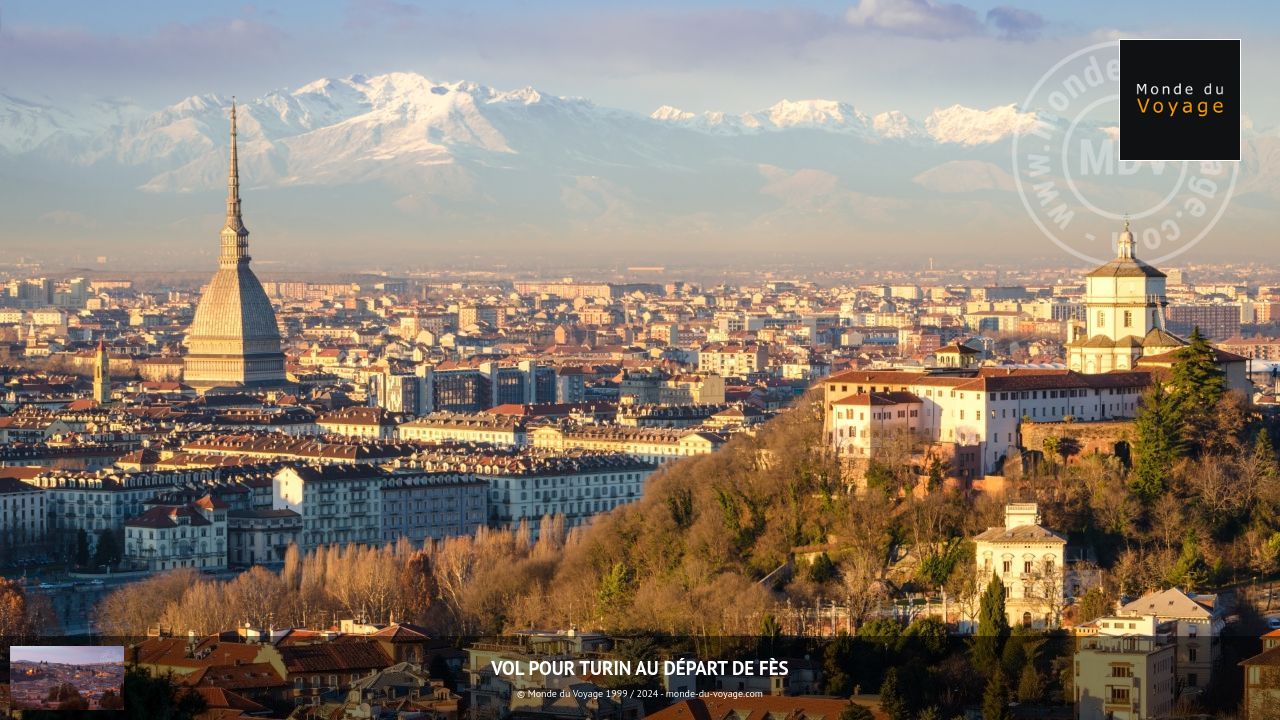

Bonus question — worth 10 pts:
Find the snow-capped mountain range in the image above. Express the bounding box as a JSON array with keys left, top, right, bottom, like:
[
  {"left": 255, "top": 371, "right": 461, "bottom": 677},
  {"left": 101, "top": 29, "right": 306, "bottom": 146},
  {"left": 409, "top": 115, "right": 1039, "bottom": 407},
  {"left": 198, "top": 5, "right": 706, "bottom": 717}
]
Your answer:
[
  {"left": 1, "top": 71, "right": 1274, "bottom": 264},
  {"left": 0, "top": 71, "right": 1046, "bottom": 191}
]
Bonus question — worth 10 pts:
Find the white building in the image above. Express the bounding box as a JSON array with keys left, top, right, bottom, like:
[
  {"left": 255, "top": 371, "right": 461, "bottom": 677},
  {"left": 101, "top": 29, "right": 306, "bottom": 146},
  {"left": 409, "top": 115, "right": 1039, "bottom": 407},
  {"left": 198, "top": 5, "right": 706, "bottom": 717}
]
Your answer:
[
  {"left": 1074, "top": 614, "right": 1176, "bottom": 720},
  {"left": 0, "top": 477, "right": 46, "bottom": 549},
  {"left": 698, "top": 342, "right": 767, "bottom": 378},
  {"left": 227, "top": 508, "right": 302, "bottom": 566},
  {"left": 973, "top": 503, "right": 1067, "bottom": 629},
  {"left": 398, "top": 413, "right": 528, "bottom": 447},
  {"left": 824, "top": 368, "right": 1148, "bottom": 478},
  {"left": 273, "top": 464, "right": 384, "bottom": 551},
  {"left": 380, "top": 471, "right": 488, "bottom": 544},
  {"left": 480, "top": 454, "right": 655, "bottom": 537},
  {"left": 1120, "top": 588, "right": 1224, "bottom": 693},
  {"left": 124, "top": 495, "right": 228, "bottom": 572},
  {"left": 316, "top": 407, "right": 400, "bottom": 440},
  {"left": 529, "top": 425, "right": 725, "bottom": 465}
]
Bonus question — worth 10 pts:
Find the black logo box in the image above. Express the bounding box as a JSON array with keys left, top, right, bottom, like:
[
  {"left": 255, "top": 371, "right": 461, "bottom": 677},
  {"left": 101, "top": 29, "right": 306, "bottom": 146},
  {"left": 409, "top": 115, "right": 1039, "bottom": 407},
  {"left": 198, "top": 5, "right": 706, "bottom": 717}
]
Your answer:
[{"left": 1119, "top": 38, "right": 1240, "bottom": 161}]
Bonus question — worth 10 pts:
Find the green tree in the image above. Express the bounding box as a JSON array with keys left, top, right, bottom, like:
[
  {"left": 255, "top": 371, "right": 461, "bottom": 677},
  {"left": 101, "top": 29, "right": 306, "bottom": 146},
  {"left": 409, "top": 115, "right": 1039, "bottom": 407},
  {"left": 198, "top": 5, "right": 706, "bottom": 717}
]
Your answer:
[
  {"left": 1168, "top": 327, "right": 1227, "bottom": 454},
  {"left": 808, "top": 552, "right": 837, "bottom": 584},
  {"left": 839, "top": 705, "right": 875, "bottom": 720},
  {"left": 596, "top": 562, "right": 634, "bottom": 614},
  {"left": 73, "top": 528, "right": 90, "bottom": 567},
  {"left": 1017, "top": 664, "right": 1043, "bottom": 703},
  {"left": 903, "top": 616, "right": 948, "bottom": 660},
  {"left": 1042, "top": 436, "right": 1060, "bottom": 470},
  {"left": 1166, "top": 532, "right": 1209, "bottom": 591},
  {"left": 1131, "top": 381, "right": 1185, "bottom": 503},
  {"left": 823, "top": 634, "right": 855, "bottom": 696},
  {"left": 94, "top": 530, "right": 120, "bottom": 567},
  {"left": 982, "top": 670, "right": 1011, "bottom": 720},
  {"left": 974, "top": 572, "right": 1010, "bottom": 671},
  {"left": 879, "top": 668, "right": 910, "bottom": 720},
  {"left": 1074, "top": 586, "right": 1115, "bottom": 625},
  {"left": 1169, "top": 327, "right": 1227, "bottom": 412}
]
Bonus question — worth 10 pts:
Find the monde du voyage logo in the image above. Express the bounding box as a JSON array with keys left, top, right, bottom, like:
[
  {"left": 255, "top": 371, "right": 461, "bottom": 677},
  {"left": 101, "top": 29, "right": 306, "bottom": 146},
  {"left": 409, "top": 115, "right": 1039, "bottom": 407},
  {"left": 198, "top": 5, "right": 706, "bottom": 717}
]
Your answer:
[{"left": 1120, "top": 39, "right": 1241, "bottom": 161}]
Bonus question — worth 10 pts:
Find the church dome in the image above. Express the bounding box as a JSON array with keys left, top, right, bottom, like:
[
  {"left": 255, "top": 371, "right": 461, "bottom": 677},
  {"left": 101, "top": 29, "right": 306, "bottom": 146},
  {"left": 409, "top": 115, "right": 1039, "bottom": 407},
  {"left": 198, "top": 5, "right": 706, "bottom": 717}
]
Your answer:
[
  {"left": 1086, "top": 221, "right": 1166, "bottom": 278},
  {"left": 187, "top": 264, "right": 281, "bottom": 351}
]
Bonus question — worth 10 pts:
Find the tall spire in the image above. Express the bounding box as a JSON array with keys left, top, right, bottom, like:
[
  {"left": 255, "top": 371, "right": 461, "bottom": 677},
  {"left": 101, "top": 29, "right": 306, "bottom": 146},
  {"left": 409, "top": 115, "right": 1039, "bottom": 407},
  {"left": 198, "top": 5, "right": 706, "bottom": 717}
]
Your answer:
[{"left": 219, "top": 97, "right": 250, "bottom": 268}]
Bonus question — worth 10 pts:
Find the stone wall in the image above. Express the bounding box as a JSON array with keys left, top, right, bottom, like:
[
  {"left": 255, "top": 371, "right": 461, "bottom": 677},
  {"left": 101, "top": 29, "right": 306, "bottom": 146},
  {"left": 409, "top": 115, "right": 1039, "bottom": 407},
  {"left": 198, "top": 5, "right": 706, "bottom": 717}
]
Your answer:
[{"left": 1019, "top": 419, "right": 1135, "bottom": 467}]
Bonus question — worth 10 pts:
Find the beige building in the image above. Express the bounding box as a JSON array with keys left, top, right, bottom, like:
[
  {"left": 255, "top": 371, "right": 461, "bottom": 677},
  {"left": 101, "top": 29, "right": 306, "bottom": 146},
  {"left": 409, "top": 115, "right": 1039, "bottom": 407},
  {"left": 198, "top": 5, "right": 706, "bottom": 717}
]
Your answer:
[
  {"left": 124, "top": 495, "right": 229, "bottom": 572},
  {"left": 1240, "top": 629, "right": 1280, "bottom": 720},
  {"left": 1074, "top": 613, "right": 1177, "bottom": 720},
  {"left": 398, "top": 413, "right": 528, "bottom": 446},
  {"left": 529, "top": 425, "right": 725, "bottom": 465},
  {"left": 973, "top": 503, "right": 1066, "bottom": 629},
  {"left": 0, "top": 477, "right": 46, "bottom": 549},
  {"left": 698, "top": 342, "right": 767, "bottom": 378},
  {"left": 1120, "top": 587, "right": 1224, "bottom": 693},
  {"left": 1066, "top": 222, "right": 1183, "bottom": 374}
]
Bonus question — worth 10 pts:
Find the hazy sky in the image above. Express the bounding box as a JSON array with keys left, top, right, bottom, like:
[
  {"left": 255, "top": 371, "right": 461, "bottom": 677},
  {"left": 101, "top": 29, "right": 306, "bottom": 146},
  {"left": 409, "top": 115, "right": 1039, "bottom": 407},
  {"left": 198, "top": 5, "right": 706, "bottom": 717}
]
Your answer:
[
  {"left": 10, "top": 645, "right": 123, "bottom": 665},
  {"left": 3, "top": 0, "right": 1278, "bottom": 121},
  {"left": 2, "top": 0, "right": 1278, "bottom": 269}
]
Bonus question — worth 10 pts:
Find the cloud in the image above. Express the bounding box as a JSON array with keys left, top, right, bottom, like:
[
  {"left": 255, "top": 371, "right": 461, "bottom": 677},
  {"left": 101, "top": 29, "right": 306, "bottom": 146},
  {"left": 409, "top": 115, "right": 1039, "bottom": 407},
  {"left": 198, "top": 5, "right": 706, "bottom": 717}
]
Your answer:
[
  {"left": 845, "top": 0, "right": 983, "bottom": 40},
  {"left": 985, "top": 6, "right": 1044, "bottom": 41}
]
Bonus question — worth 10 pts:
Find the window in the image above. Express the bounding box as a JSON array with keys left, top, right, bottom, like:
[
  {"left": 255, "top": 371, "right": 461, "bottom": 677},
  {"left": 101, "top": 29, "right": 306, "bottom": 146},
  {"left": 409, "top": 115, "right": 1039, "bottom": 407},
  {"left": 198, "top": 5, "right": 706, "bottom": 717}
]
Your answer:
[
  {"left": 1111, "top": 665, "right": 1132, "bottom": 678},
  {"left": 1097, "top": 310, "right": 1105, "bottom": 326},
  {"left": 1109, "top": 687, "right": 1130, "bottom": 703},
  {"left": 1123, "top": 310, "right": 1133, "bottom": 327},
  {"left": 1002, "top": 560, "right": 1011, "bottom": 573}
]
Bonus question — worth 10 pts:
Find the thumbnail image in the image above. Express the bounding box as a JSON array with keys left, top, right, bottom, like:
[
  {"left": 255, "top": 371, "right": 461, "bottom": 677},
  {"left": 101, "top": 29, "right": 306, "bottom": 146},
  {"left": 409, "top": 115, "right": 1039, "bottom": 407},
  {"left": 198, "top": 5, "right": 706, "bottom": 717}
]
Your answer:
[{"left": 9, "top": 646, "right": 124, "bottom": 712}]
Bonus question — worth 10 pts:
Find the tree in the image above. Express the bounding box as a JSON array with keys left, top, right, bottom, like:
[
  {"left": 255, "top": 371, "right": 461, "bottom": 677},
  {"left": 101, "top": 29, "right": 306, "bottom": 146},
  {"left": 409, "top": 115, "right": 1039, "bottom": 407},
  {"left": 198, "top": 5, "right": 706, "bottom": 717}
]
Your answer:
[
  {"left": 1168, "top": 327, "right": 1227, "bottom": 455},
  {"left": 879, "top": 668, "right": 911, "bottom": 720},
  {"left": 1131, "top": 381, "right": 1185, "bottom": 503},
  {"left": 94, "top": 530, "right": 120, "bottom": 568},
  {"left": 1074, "top": 586, "right": 1115, "bottom": 625},
  {"left": 0, "top": 577, "right": 30, "bottom": 636},
  {"left": 1042, "top": 436, "right": 1060, "bottom": 471},
  {"left": 119, "top": 664, "right": 208, "bottom": 720},
  {"left": 1166, "top": 532, "right": 1209, "bottom": 591},
  {"left": 808, "top": 552, "right": 837, "bottom": 584},
  {"left": 975, "top": 573, "right": 1010, "bottom": 671},
  {"left": 982, "top": 670, "right": 1011, "bottom": 720},
  {"left": 840, "top": 705, "right": 874, "bottom": 720},
  {"left": 74, "top": 528, "right": 90, "bottom": 567},
  {"left": 1016, "top": 664, "right": 1043, "bottom": 703}
]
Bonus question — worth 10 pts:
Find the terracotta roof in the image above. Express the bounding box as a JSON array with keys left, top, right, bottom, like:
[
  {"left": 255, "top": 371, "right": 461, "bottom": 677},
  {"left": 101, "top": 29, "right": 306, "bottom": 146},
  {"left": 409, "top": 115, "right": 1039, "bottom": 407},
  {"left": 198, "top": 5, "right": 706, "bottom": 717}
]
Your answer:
[
  {"left": 279, "top": 641, "right": 391, "bottom": 673},
  {"left": 125, "top": 505, "right": 213, "bottom": 529},
  {"left": 134, "top": 637, "right": 263, "bottom": 669},
  {"left": 181, "top": 662, "right": 287, "bottom": 690},
  {"left": 831, "top": 391, "right": 922, "bottom": 407},
  {"left": 1241, "top": 644, "right": 1280, "bottom": 668}
]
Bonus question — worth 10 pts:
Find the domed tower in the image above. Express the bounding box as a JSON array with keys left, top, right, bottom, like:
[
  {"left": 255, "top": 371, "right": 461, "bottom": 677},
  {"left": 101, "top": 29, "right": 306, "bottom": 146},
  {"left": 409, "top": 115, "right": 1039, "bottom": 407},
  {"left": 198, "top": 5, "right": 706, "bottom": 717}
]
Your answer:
[
  {"left": 184, "top": 101, "right": 287, "bottom": 391},
  {"left": 1067, "top": 221, "right": 1182, "bottom": 373}
]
